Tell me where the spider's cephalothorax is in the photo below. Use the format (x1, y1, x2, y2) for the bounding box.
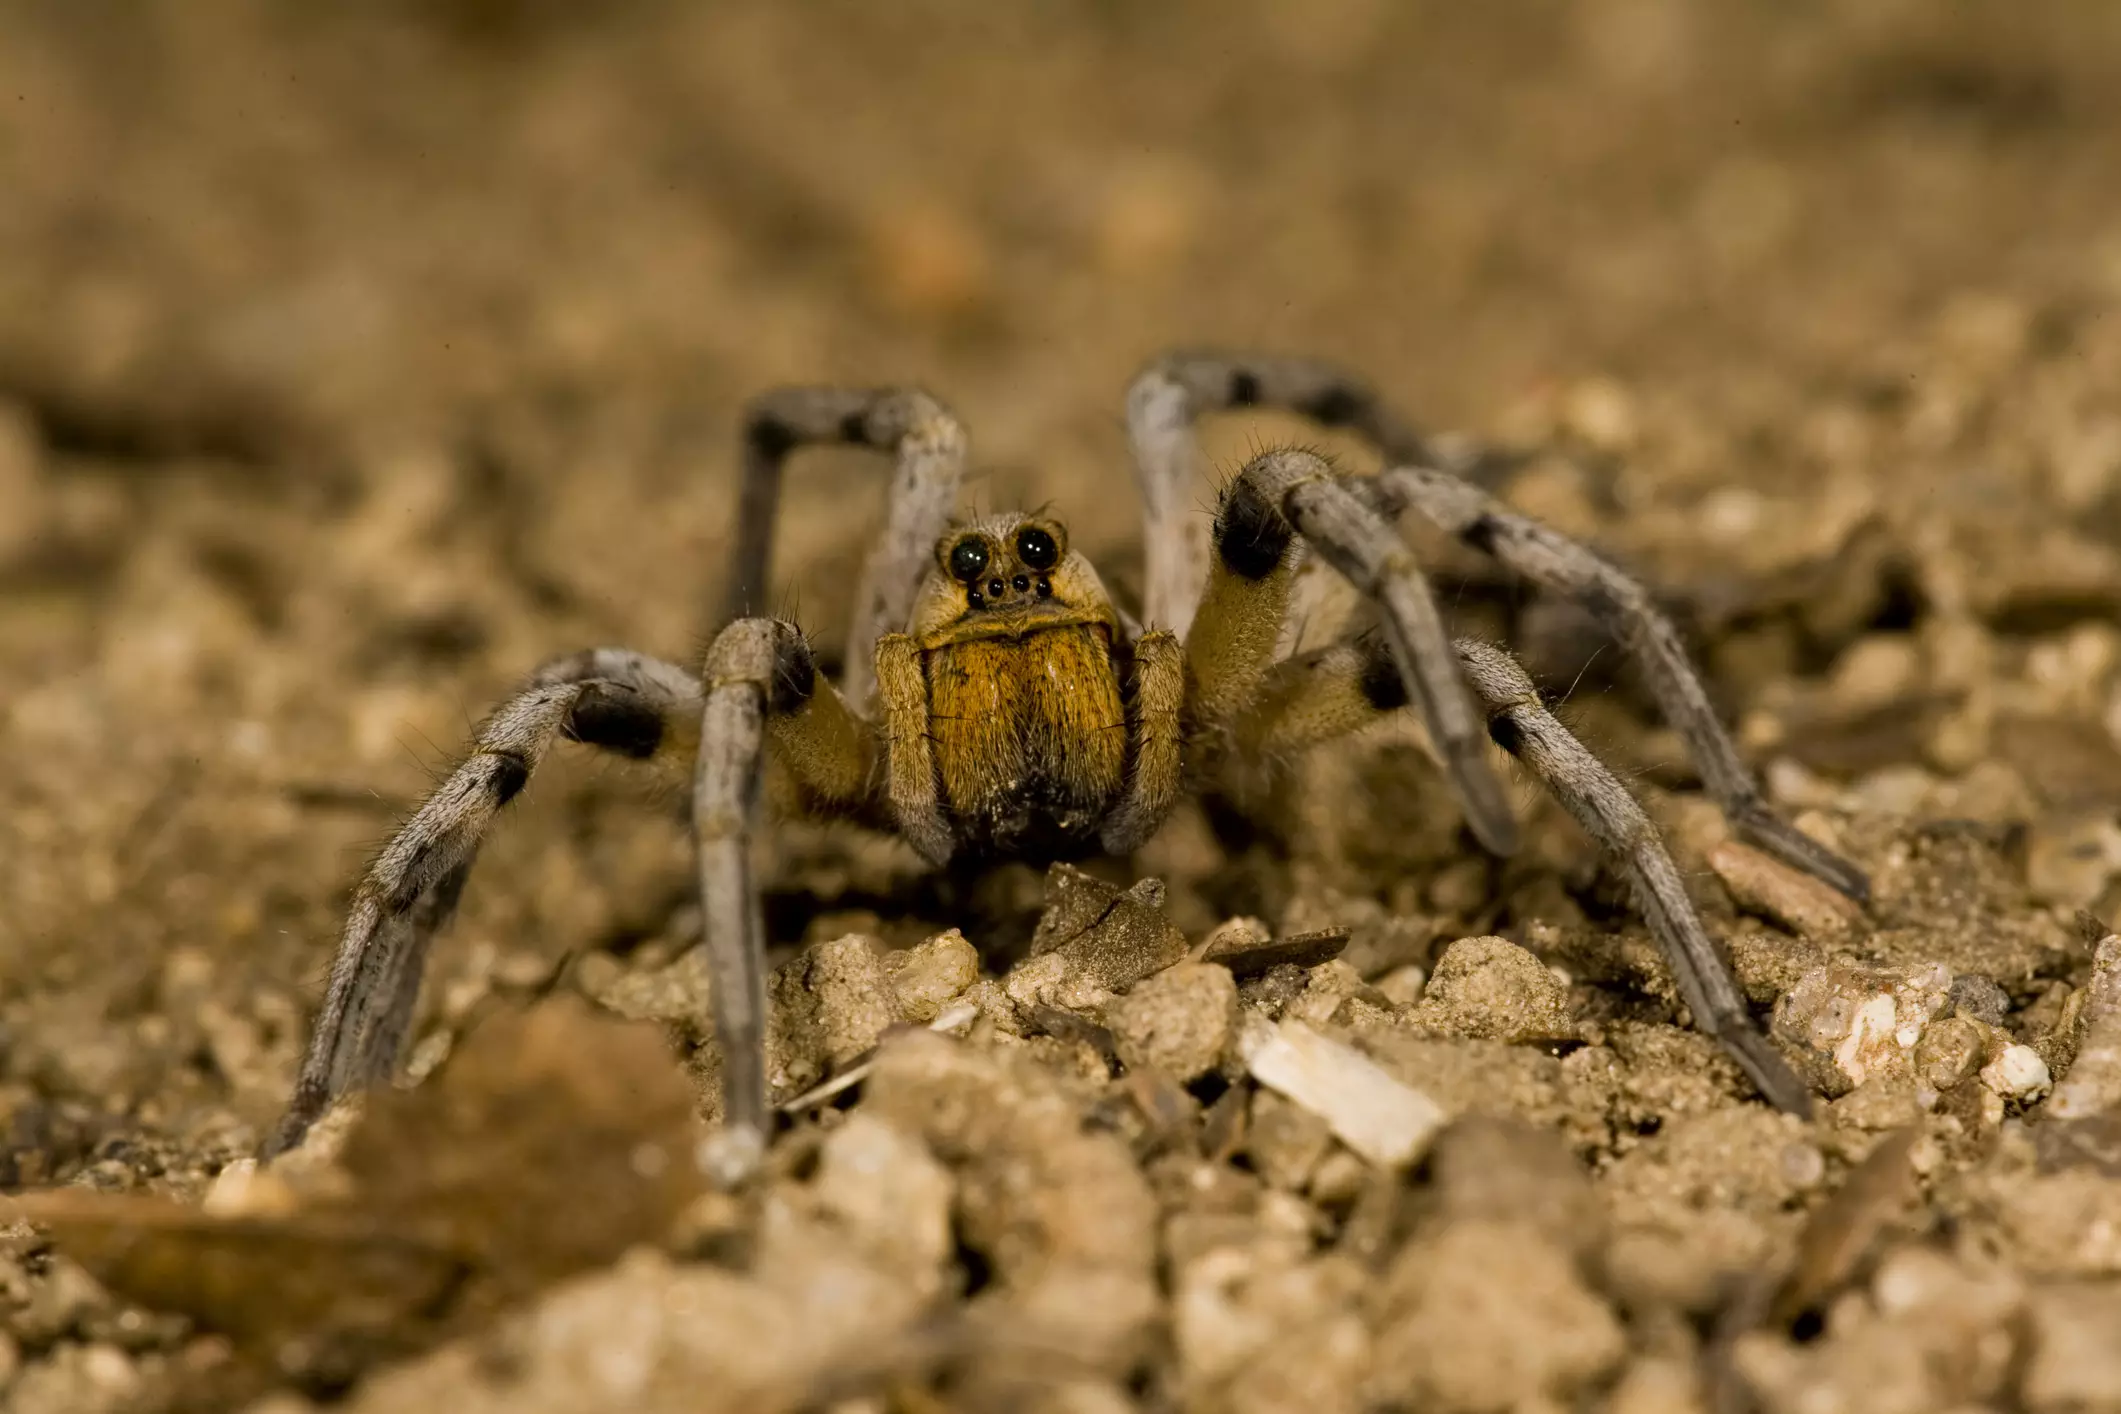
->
(910, 515, 1130, 861)
(270, 353, 1872, 1178)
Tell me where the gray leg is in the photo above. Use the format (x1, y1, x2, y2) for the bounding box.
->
(1455, 639, 1811, 1116)
(265, 648, 703, 1158)
(719, 388, 966, 713)
(1222, 449, 1519, 857)
(694, 616, 881, 1179)
(1383, 465, 1870, 902)
(1126, 351, 1440, 638)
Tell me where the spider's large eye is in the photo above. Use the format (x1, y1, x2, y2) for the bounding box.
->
(948, 537, 990, 582)
(1016, 526, 1059, 570)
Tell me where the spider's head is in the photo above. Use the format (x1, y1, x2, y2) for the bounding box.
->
(910, 513, 1119, 648)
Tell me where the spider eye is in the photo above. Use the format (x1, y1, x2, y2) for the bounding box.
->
(948, 538, 990, 582)
(1015, 526, 1059, 570)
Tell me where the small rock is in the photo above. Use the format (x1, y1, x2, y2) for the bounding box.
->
(1105, 963, 1239, 1084)
(2051, 932, 2121, 1119)
(1004, 952, 1114, 1019)
(1711, 839, 1865, 938)
(1948, 973, 2011, 1026)
(1408, 936, 1575, 1043)
(1979, 1043, 2052, 1103)
(1368, 1219, 1625, 1412)
(767, 933, 897, 1095)
(1772, 961, 1954, 1096)
(1427, 1116, 1601, 1257)
(1238, 1017, 1444, 1170)
(884, 928, 981, 1023)
(2021, 1280, 2121, 1412)
(1029, 865, 1190, 991)
(806, 1114, 953, 1295)
(1244, 1090, 1335, 1192)
(1374, 964, 1427, 1010)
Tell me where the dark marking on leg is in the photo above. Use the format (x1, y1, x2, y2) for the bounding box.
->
(490, 753, 531, 806)
(769, 636, 818, 715)
(1215, 478, 1293, 580)
(565, 685, 666, 760)
(744, 415, 797, 464)
(1487, 712, 1527, 757)
(837, 409, 868, 443)
(1461, 514, 1502, 556)
(1356, 635, 1410, 713)
(1229, 370, 1262, 406)
(1304, 385, 1365, 427)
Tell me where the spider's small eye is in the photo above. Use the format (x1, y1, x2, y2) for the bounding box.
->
(1016, 526, 1059, 570)
(948, 538, 990, 582)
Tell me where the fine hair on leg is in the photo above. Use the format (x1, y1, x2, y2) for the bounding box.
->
(719, 387, 967, 712)
(266, 647, 702, 1158)
(1127, 351, 1436, 639)
(1381, 464, 1869, 902)
(1454, 638, 1811, 1115)
(1208, 448, 1519, 857)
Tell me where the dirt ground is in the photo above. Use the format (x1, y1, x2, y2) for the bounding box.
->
(6, 2, 2121, 1410)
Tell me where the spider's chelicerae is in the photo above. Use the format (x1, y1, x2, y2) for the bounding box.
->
(267, 351, 1870, 1170)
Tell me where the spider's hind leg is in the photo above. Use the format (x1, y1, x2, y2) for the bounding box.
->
(1382, 463, 1870, 903)
(1455, 638, 1811, 1115)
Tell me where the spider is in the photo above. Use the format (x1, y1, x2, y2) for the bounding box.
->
(266, 351, 1869, 1171)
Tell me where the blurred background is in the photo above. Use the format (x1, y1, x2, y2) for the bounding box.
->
(4, 0, 2121, 1187)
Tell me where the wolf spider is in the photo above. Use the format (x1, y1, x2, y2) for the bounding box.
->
(267, 352, 1868, 1170)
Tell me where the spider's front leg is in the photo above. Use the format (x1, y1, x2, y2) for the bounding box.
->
(266, 648, 704, 1158)
(695, 617, 879, 1180)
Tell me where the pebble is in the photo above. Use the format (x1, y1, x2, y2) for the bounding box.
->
(1407, 936, 1576, 1043)
(1711, 839, 1866, 939)
(1029, 865, 1191, 991)
(1104, 962, 1239, 1085)
(882, 928, 980, 1023)
(1772, 961, 1954, 1096)
(2050, 933, 2121, 1119)
(2021, 1280, 2121, 1412)
(1238, 1017, 1444, 1170)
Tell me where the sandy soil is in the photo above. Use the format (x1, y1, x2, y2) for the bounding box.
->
(5, 2, 2121, 1410)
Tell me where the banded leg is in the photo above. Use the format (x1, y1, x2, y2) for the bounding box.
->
(718, 388, 967, 713)
(1456, 639, 1811, 1115)
(694, 617, 880, 1178)
(1382, 465, 1870, 902)
(1128, 351, 1436, 639)
(1209, 449, 1519, 857)
(265, 648, 703, 1158)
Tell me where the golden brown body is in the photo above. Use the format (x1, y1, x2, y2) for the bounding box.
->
(925, 624, 1126, 859)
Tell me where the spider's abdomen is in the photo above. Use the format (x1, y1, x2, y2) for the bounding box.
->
(924, 624, 1126, 860)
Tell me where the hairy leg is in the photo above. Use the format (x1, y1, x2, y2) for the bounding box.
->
(1127, 351, 1438, 638)
(696, 617, 881, 1179)
(1381, 465, 1869, 901)
(265, 648, 703, 1158)
(1100, 630, 1187, 853)
(720, 388, 966, 712)
(1207, 449, 1519, 856)
(1455, 639, 1811, 1114)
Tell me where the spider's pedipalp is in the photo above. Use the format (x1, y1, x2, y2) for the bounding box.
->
(266, 647, 702, 1159)
(721, 387, 966, 712)
(1455, 639, 1811, 1115)
(1128, 351, 1434, 638)
(1383, 464, 1871, 902)
(1213, 448, 1521, 857)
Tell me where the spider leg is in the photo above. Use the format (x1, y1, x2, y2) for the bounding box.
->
(1223, 630, 1808, 1112)
(1380, 464, 1870, 902)
(720, 388, 966, 713)
(695, 616, 883, 1179)
(1100, 630, 1186, 854)
(1208, 449, 1519, 856)
(1454, 639, 1811, 1113)
(265, 647, 704, 1158)
(1128, 351, 1435, 639)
